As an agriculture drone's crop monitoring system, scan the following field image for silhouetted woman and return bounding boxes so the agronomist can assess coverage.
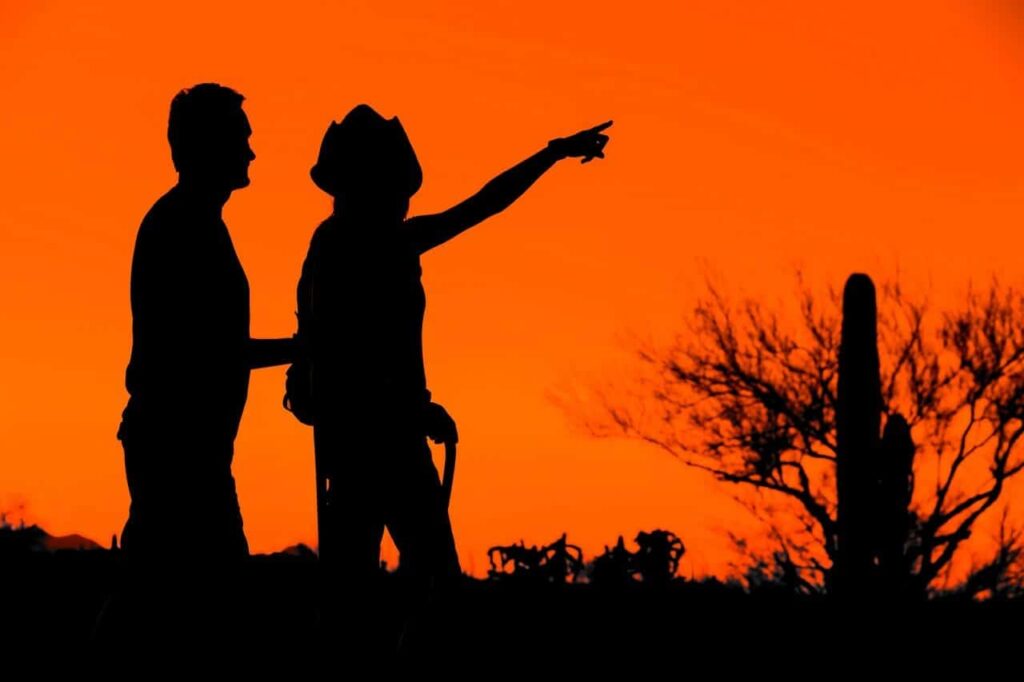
[294,105,610,644]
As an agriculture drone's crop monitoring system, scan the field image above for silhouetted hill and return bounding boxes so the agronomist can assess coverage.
[276,542,317,558]
[0,523,103,554]
[44,533,104,552]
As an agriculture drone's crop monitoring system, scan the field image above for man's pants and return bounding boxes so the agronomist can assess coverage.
[119,433,249,560]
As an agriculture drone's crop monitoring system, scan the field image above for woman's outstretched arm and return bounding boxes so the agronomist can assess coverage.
[404,121,612,254]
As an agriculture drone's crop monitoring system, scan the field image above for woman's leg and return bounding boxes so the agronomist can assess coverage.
[383,433,462,661]
[314,424,391,660]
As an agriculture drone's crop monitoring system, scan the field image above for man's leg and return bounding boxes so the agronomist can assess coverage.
[111,434,249,653]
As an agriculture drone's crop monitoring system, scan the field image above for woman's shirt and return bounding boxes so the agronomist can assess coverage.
[301,215,430,422]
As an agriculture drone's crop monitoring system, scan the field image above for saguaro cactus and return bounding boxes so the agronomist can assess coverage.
[835,273,883,599]
[878,413,915,598]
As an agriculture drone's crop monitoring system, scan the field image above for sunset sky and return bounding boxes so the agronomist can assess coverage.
[2,1,1024,577]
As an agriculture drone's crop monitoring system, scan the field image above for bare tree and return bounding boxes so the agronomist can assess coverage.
[574,273,1024,598]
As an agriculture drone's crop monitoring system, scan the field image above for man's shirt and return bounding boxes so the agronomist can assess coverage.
[121,185,251,447]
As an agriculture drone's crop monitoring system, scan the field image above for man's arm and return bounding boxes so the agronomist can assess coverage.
[247,337,297,369]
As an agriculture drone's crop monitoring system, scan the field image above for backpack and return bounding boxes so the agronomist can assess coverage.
[282,227,322,426]
[283,337,314,425]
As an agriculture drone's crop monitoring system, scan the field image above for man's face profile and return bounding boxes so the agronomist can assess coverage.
[216,108,255,191]
[172,101,254,191]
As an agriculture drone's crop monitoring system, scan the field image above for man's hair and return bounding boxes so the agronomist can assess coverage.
[167,83,246,173]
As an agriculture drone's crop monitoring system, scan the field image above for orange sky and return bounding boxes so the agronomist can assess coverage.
[2,1,1024,578]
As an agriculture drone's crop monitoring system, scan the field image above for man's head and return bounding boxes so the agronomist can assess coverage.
[168,83,254,191]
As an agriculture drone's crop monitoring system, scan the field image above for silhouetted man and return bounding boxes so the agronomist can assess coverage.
[117,84,294,561]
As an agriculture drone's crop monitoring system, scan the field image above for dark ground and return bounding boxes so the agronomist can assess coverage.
[2,548,1022,674]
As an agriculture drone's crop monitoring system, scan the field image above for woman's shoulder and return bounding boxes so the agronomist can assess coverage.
[307,216,420,269]
[306,216,345,258]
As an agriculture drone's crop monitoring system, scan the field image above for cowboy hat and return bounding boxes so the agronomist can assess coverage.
[310,104,422,198]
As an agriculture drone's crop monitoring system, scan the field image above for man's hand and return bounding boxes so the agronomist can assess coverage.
[423,402,458,445]
[548,120,613,163]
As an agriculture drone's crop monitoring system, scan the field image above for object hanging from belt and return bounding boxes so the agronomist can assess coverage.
[441,441,456,509]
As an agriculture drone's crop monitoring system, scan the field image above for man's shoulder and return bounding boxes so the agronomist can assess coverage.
[311,216,337,243]
[133,188,208,278]
[135,186,209,252]
[139,187,186,232]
